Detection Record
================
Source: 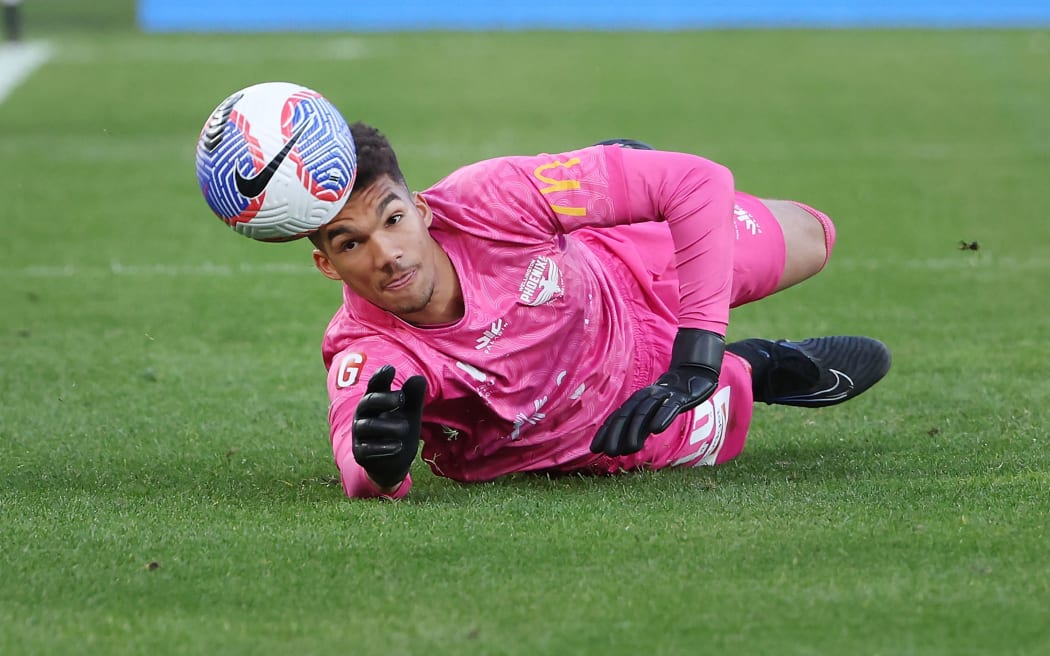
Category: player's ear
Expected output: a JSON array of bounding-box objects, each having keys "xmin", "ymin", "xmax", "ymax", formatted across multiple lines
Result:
[
  {"xmin": 414, "ymin": 192, "xmax": 433, "ymax": 228},
  {"xmin": 312, "ymin": 248, "xmax": 342, "ymax": 281}
]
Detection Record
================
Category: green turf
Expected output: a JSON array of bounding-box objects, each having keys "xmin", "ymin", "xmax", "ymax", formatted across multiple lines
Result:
[{"xmin": 3, "ymin": 4, "xmax": 1050, "ymax": 655}]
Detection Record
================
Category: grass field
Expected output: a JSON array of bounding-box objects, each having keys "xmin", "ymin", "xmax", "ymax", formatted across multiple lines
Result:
[{"xmin": 2, "ymin": 2, "xmax": 1050, "ymax": 654}]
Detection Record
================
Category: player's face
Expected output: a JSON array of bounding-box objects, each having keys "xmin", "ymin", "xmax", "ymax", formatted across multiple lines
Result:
[{"xmin": 312, "ymin": 176, "xmax": 452, "ymax": 323}]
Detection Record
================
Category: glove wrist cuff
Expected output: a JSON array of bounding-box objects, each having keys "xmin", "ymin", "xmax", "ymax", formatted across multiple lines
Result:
[{"xmin": 670, "ymin": 328, "xmax": 725, "ymax": 375}]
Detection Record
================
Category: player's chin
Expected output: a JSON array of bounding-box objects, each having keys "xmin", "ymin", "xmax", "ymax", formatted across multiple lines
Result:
[
  {"xmin": 387, "ymin": 296, "xmax": 430, "ymax": 316},
  {"xmin": 382, "ymin": 286, "xmax": 430, "ymax": 314}
]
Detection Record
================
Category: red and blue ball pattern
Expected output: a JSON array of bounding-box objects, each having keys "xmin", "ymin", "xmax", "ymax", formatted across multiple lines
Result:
[{"xmin": 195, "ymin": 84, "xmax": 357, "ymax": 242}]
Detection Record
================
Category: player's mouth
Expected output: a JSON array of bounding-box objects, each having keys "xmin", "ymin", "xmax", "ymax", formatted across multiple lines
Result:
[{"xmin": 384, "ymin": 269, "xmax": 416, "ymax": 291}]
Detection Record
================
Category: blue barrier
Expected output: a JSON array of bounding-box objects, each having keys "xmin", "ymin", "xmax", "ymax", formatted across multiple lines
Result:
[{"xmin": 138, "ymin": 0, "xmax": 1050, "ymax": 32}]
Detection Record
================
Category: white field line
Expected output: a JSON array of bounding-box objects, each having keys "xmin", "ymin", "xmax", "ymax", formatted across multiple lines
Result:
[
  {"xmin": 0, "ymin": 41, "xmax": 52, "ymax": 105},
  {"xmin": 0, "ymin": 256, "xmax": 1047, "ymax": 279}
]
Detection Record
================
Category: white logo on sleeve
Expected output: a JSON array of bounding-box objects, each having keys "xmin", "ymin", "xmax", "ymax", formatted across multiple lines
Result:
[
  {"xmin": 335, "ymin": 352, "xmax": 367, "ymax": 388},
  {"xmin": 734, "ymin": 204, "xmax": 761, "ymax": 236},
  {"xmin": 518, "ymin": 256, "xmax": 563, "ymax": 306}
]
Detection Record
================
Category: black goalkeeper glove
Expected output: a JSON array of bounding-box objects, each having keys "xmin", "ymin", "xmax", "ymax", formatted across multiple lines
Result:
[
  {"xmin": 590, "ymin": 328, "xmax": 725, "ymax": 457},
  {"xmin": 351, "ymin": 364, "xmax": 427, "ymax": 489}
]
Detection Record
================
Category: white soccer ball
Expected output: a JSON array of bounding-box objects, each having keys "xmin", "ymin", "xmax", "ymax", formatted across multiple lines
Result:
[{"xmin": 195, "ymin": 82, "xmax": 357, "ymax": 242}]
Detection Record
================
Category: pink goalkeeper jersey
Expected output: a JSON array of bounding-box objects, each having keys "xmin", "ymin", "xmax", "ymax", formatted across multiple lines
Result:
[{"xmin": 322, "ymin": 145, "xmax": 736, "ymax": 498}]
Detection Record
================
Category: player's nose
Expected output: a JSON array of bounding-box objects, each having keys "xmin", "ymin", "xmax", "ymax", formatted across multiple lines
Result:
[{"xmin": 370, "ymin": 232, "xmax": 403, "ymax": 267}]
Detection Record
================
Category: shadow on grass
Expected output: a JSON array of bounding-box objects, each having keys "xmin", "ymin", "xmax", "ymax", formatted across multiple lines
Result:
[{"xmin": 6, "ymin": 435, "xmax": 942, "ymax": 507}]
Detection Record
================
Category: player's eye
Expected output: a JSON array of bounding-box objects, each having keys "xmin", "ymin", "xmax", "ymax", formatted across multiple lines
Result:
[
  {"xmin": 387, "ymin": 213, "xmax": 403, "ymax": 226},
  {"xmin": 340, "ymin": 239, "xmax": 359, "ymax": 251}
]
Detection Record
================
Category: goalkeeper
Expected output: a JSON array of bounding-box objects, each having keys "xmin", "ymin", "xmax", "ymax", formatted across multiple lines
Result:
[{"xmin": 309, "ymin": 125, "xmax": 891, "ymax": 498}]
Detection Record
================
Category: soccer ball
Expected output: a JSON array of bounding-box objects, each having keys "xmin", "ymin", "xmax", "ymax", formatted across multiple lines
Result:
[{"xmin": 195, "ymin": 82, "xmax": 357, "ymax": 242}]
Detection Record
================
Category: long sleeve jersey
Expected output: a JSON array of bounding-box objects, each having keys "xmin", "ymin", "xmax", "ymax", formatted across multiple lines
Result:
[{"xmin": 321, "ymin": 145, "xmax": 736, "ymax": 498}]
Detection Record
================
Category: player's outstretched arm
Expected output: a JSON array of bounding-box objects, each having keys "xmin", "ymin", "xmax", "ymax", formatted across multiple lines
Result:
[
  {"xmin": 351, "ymin": 365, "xmax": 427, "ymax": 492},
  {"xmin": 591, "ymin": 328, "xmax": 725, "ymax": 457}
]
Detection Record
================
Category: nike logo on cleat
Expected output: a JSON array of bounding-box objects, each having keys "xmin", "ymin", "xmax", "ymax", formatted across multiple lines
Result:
[
  {"xmin": 774, "ymin": 369, "xmax": 854, "ymax": 405},
  {"xmin": 234, "ymin": 119, "xmax": 310, "ymax": 198}
]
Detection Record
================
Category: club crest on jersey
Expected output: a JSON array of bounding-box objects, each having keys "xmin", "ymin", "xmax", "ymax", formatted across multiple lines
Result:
[
  {"xmin": 518, "ymin": 256, "xmax": 563, "ymax": 306},
  {"xmin": 335, "ymin": 352, "xmax": 367, "ymax": 388}
]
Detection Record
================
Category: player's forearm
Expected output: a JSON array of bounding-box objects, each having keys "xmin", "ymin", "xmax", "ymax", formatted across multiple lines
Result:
[
  {"xmin": 618, "ymin": 148, "xmax": 736, "ymax": 334},
  {"xmin": 341, "ymin": 463, "xmax": 412, "ymax": 499},
  {"xmin": 365, "ymin": 472, "xmax": 408, "ymax": 497},
  {"xmin": 332, "ymin": 420, "xmax": 413, "ymax": 499}
]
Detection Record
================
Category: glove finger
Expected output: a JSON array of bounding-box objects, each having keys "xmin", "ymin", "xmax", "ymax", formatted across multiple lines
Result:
[
  {"xmin": 353, "ymin": 438, "xmax": 405, "ymax": 460},
  {"xmin": 365, "ymin": 364, "xmax": 396, "ymax": 395},
  {"xmin": 356, "ymin": 390, "xmax": 404, "ymax": 417},
  {"xmin": 591, "ymin": 411, "xmax": 626, "ymax": 456},
  {"xmin": 352, "ymin": 415, "xmax": 408, "ymax": 439},
  {"xmin": 598, "ymin": 390, "xmax": 653, "ymax": 456},
  {"xmin": 589, "ymin": 422, "xmax": 609, "ymax": 454},
  {"xmin": 650, "ymin": 397, "xmax": 685, "ymax": 434},
  {"xmin": 622, "ymin": 394, "xmax": 664, "ymax": 455},
  {"xmin": 592, "ymin": 417, "xmax": 613, "ymax": 453},
  {"xmin": 602, "ymin": 415, "xmax": 629, "ymax": 456},
  {"xmin": 400, "ymin": 375, "xmax": 428, "ymax": 413}
]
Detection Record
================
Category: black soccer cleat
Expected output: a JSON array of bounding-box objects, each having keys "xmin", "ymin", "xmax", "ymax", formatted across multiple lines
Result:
[
  {"xmin": 593, "ymin": 138, "xmax": 655, "ymax": 151},
  {"xmin": 726, "ymin": 336, "xmax": 891, "ymax": 407}
]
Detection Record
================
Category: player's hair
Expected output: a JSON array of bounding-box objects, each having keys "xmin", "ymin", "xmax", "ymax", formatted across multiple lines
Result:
[
  {"xmin": 309, "ymin": 122, "xmax": 406, "ymax": 250},
  {"xmin": 347, "ymin": 121, "xmax": 406, "ymax": 192}
]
